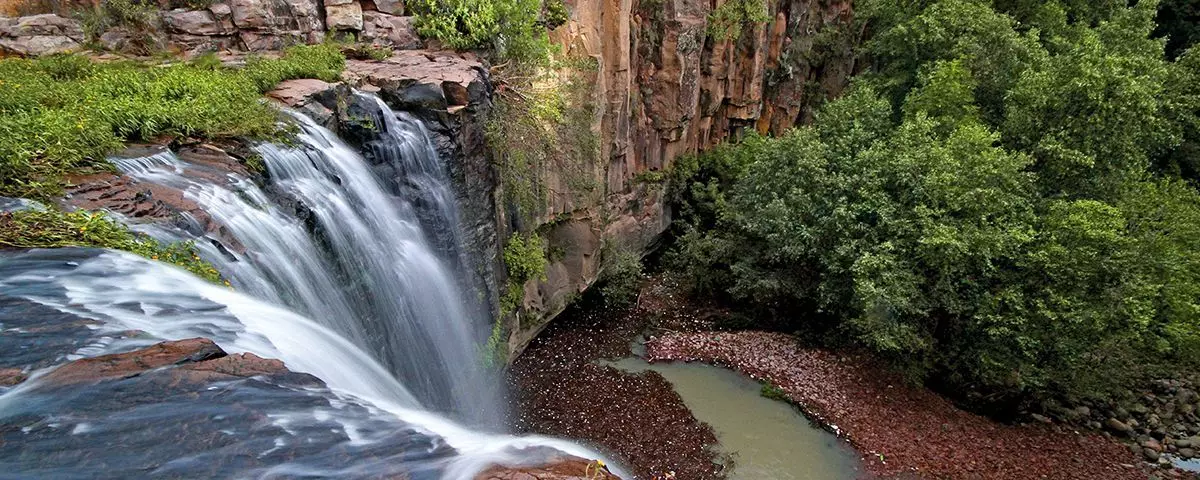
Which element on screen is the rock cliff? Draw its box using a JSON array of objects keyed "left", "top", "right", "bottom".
[{"left": 505, "top": 0, "right": 860, "bottom": 356}]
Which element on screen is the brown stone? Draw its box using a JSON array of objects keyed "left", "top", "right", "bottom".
[
  {"left": 325, "top": 1, "right": 363, "bottom": 31},
  {"left": 360, "top": 12, "right": 420, "bottom": 49},
  {"left": 43, "top": 338, "right": 227, "bottom": 386},
  {"left": 267, "top": 78, "right": 337, "bottom": 107},
  {"left": 474, "top": 456, "right": 621, "bottom": 480},
  {"left": 163, "top": 8, "right": 233, "bottom": 36},
  {"left": 373, "top": 0, "right": 402, "bottom": 15}
]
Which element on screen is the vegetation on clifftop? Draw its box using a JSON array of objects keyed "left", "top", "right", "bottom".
[
  {"left": 670, "top": 0, "right": 1200, "bottom": 410},
  {"left": 407, "top": 0, "right": 563, "bottom": 67},
  {"left": 0, "top": 44, "right": 343, "bottom": 199},
  {"left": 0, "top": 44, "right": 343, "bottom": 281}
]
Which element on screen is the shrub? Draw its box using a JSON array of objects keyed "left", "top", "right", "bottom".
[
  {"left": 77, "top": 0, "right": 162, "bottom": 53},
  {"left": 0, "top": 209, "right": 223, "bottom": 283},
  {"left": 503, "top": 232, "right": 548, "bottom": 284},
  {"left": 707, "top": 0, "right": 769, "bottom": 41},
  {"left": 407, "top": 0, "right": 556, "bottom": 67},
  {"left": 599, "top": 247, "right": 642, "bottom": 308}
]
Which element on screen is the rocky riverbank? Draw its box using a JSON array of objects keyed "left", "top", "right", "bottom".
[
  {"left": 510, "top": 273, "right": 1190, "bottom": 479},
  {"left": 507, "top": 277, "right": 730, "bottom": 480},
  {"left": 1037, "top": 377, "right": 1200, "bottom": 470}
]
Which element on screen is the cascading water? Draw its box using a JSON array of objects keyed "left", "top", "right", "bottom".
[
  {"left": 113, "top": 96, "right": 496, "bottom": 424},
  {"left": 0, "top": 249, "right": 618, "bottom": 479},
  {"left": 0, "top": 93, "right": 621, "bottom": 478}
]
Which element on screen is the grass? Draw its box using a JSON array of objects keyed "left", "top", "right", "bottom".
[
  {"left": 0, "top": 209, "right": 224, "bottom": 283},
  {"left": 0, "top": 44, "right": 344, "bottom": 200},
  {"left": 0, "top": 44, "right": 344, "bottom": 283}
]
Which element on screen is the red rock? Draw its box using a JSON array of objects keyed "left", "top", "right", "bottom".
[
  {"left": 43, "top": 338, "right": 226, "bottom": 386},
  {"left": 0, "top": 367, "right": 27, "bottom": 386}
]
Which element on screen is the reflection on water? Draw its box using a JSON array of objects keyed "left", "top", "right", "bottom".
[{"left": 606, "top": 350, "right": 861, "bottom": 480}]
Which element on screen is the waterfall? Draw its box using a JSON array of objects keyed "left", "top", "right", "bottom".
[
  {"left": 0, "top": 249, "right": 621, "bottom": 479},
  {"left": 0, "top": 92, "right": 628, "bottom": 479},
  {"left": 113, "top": 95, "right": 496, "bottom": 424}
]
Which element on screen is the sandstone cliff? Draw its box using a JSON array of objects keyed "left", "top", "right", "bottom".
[{"left": 505, "top": 0, "right": 860, "bottom": 356}]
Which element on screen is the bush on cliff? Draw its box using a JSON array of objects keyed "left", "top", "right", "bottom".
[
  {"left": 407, "top": 0, "right": 556, "bottom": 67},
  {"left": 0, "top": 44, "right": 344, "bottom": 199},
  {"left": 672, "top": 0, "right": 1200, "bottom": 409}
]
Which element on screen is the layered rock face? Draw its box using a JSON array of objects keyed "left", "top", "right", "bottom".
[
  {"left": 506, "top": 0, "right": 859, "bottom": 356},
  {"left": 0, "top": 0, "right": 419, "bottom": 55}
]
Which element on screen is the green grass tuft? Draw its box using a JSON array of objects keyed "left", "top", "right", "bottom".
[{"left": 0, "top": 209, "right": 224, "bottom": 284}]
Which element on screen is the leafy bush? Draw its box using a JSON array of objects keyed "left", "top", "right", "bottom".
[
  {"left": 500, "top": 232, "right": 547, "bottom": 314},
  {"left": 673, "top": 0, "right": 1200, "bottom": 409},
  {"left": 77, "top": 0, "right": 162, "bottom": 53},
  {"left": 407, "top": 0, "right": 556, "bottom": 66},
  {"left": 707, "top": 0, "right": 769, "bottom": 41},
  {"left": 503, "top": 232, "right": 548, "bottom": 284},
  {"left": 0, "top": 209, "right": 223, "bottom": 283},
  {"left": 0, "top": 45, "right": 344, "bottom": 199},
  {"left": 599, "top": 248, "right": 642, "bottom": 308}
]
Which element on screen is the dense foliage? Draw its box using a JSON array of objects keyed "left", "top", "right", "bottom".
[
  {"left": 406, "top": 0, "right": 561, "bottom": 66},
  {"left": 672, "top": 0, "right": 1200, "bottom": 409},
  {"left": 0, "top": 45, "right": 343, "bottom": 199},
  {"left": 0, "top": 209, "right": 223, "bottom": 283}
]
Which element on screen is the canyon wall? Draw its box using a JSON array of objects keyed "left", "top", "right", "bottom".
[{"left": 505, "top": 0, "right": 860, "bottom": 356}]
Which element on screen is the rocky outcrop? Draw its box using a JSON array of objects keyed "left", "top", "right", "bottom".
[
  {"left": 0, "top": 13, "right": 83, "bottom": 56},
  {"left": 361, "top": 10, "right": 419, "bottom": 49},
  {"left": 1, "top": 0, "right": 421, "bottom": 55},
  {"left": 42, "top": 338, "right": 227, "bottom": 385}
]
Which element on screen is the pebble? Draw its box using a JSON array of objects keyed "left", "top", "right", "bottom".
[
  {"left": 1145, "top": 448, "right": 1161, "bottom": 461},
  {"left": 1179, "top": 448, "right": 1196, "bottom": 459}
]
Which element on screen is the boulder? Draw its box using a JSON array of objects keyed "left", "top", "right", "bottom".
[
  {"left": 1143, "top": 448, "right": 1160, "bottom": 462},
  {"left": 164, "top": 9, "right": 226, "bottom": 35},
  {"left": 374, "top": 0, "right": 403, "bottom": 15},
  {"left": 229, "top": 0, "right": 324, "bottom": 49},
  {"left": 361, "top": 12, "right": 420, "bottom": 49},
  {"left": 0, "top": 14, "right": 84, "bottom": 56},
  {"left": 266, "top": 78, "right": 346, "bottom": 129},
  {"left": 0, "top": 367, "right": 26, "bottom": 387},
  {"left": 325, "top": 1, "right": 364, "bottom": 31},
  {"left": 1106, "top": 418, "right": 1134, "bottom": 436},
  {"left": 1180, "top": 447, "right": 1197, "bottom": 459},
  {"left": 43, "top": 338, "right": 226, "bottom": 386}
]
